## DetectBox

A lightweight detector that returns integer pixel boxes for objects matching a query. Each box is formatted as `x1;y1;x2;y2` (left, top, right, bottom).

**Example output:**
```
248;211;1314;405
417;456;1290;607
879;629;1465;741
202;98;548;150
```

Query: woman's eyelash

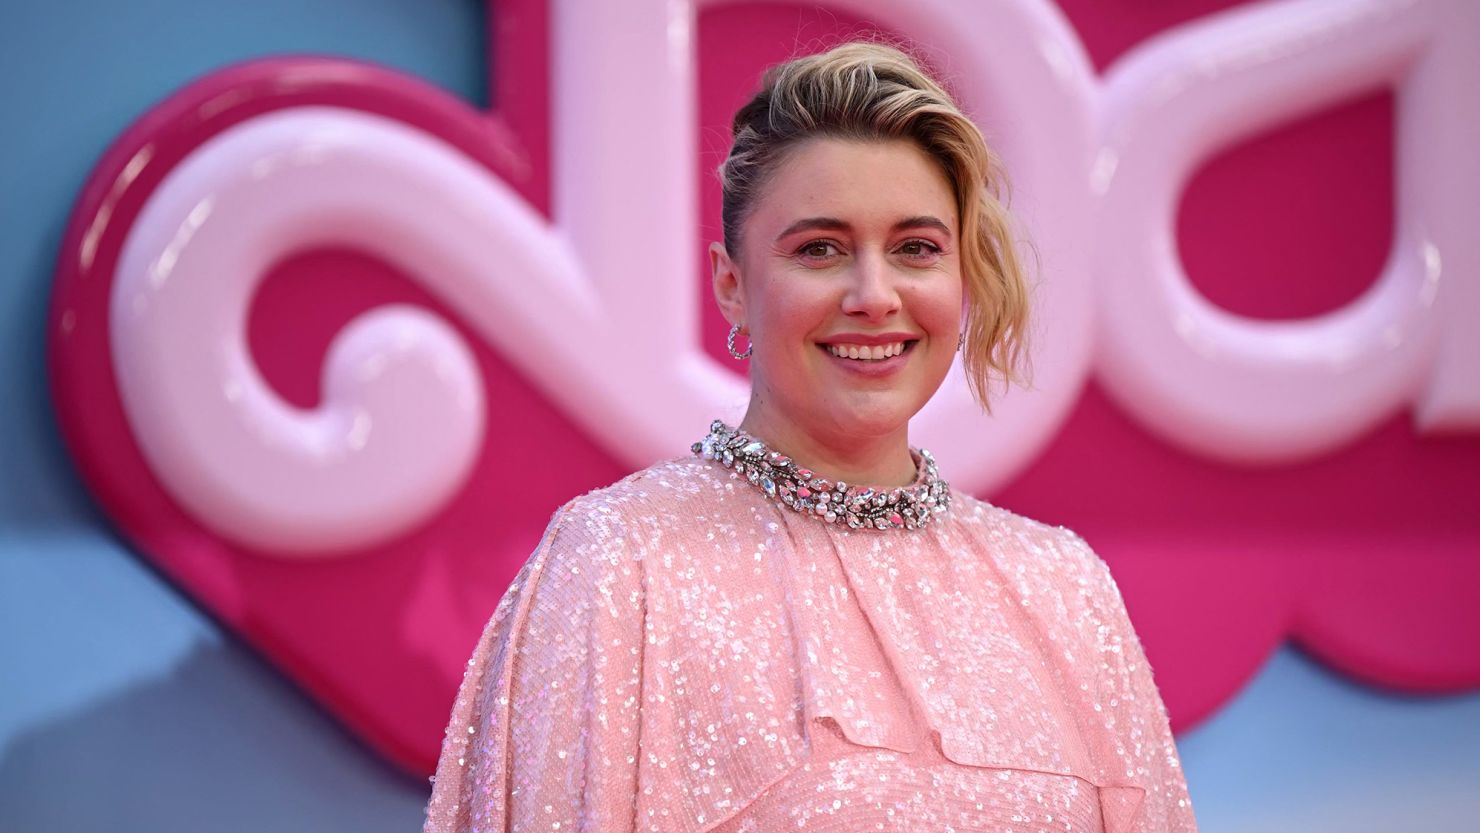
796;240;841;258
897;239;942;255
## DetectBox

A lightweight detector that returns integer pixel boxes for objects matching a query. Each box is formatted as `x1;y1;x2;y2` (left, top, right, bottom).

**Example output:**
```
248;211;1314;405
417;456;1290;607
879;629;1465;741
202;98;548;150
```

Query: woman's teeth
826;342;907;361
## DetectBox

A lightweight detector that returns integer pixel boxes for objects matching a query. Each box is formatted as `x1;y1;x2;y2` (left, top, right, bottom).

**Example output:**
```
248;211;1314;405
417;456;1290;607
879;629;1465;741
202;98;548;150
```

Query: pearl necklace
692;420;951;531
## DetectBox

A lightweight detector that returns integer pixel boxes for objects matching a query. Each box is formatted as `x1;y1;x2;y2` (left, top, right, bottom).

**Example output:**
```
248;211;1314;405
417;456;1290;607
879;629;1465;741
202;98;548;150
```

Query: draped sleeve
1061;530;1198;833
419;458;1200;832
422;498;648;833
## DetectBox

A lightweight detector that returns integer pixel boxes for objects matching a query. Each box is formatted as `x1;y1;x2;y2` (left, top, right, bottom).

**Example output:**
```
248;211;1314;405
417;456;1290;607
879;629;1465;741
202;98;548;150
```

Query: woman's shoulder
562;454;725;518
947;489;1076;541
947;491;1112;581
945;494;1137;653
537;455;730;558
482;461;715;645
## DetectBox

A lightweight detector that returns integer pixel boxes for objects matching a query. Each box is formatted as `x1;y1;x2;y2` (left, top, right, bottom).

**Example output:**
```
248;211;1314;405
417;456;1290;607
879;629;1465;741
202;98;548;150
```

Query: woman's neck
737;408;917;489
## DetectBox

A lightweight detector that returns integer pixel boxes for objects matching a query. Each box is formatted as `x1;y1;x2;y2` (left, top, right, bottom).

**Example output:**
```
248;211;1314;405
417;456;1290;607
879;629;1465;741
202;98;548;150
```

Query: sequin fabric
423;456;1197;832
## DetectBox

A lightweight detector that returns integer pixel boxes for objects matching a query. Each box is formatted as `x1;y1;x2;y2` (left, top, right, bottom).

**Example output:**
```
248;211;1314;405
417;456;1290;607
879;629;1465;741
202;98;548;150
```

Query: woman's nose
841;253;902;321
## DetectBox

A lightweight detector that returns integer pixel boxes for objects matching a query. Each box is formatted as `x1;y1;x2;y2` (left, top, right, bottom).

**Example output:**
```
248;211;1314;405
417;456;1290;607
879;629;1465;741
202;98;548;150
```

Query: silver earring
727;325;753;360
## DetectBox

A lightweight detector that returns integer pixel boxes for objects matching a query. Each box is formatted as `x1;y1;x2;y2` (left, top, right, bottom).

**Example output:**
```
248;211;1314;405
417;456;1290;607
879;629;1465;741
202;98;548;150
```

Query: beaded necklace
692;420;951;531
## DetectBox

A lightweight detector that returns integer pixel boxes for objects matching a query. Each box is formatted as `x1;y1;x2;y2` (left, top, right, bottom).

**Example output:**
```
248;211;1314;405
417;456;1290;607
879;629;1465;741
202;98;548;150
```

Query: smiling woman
423;41;1197;833
711;137;966;486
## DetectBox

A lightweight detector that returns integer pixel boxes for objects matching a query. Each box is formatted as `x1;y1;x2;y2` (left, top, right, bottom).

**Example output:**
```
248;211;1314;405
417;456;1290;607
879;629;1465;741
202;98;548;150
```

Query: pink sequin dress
423;455;1197;832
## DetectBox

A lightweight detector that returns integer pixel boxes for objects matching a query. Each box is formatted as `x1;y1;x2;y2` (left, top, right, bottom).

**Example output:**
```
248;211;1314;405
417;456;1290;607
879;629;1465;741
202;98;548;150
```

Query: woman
423;42;1197;832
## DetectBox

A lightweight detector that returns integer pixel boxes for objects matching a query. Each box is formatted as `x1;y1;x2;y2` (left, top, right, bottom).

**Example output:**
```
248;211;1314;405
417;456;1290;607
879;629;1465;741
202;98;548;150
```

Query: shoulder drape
423;499;648;833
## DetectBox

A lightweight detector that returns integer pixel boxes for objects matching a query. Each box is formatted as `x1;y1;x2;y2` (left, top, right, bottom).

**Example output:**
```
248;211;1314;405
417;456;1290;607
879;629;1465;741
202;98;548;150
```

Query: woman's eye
797;241;840;259
898;240;942;258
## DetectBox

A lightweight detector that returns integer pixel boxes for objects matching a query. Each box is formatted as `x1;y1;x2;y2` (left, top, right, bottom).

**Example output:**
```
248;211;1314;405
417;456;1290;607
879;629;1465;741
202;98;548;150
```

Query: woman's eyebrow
775;217;850;240
893;216;953;237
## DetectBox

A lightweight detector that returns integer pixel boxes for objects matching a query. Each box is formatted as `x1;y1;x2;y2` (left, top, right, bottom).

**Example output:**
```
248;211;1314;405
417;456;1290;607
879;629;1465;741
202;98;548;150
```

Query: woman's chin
815;394;923;439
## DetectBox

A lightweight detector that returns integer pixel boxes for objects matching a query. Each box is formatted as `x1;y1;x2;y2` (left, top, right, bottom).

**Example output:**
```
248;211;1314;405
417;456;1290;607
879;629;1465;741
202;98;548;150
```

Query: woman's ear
710;241;745;327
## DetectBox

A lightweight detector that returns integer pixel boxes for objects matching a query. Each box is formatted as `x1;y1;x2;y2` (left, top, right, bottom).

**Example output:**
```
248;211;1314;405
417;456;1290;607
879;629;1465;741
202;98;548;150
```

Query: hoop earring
727;325;753;360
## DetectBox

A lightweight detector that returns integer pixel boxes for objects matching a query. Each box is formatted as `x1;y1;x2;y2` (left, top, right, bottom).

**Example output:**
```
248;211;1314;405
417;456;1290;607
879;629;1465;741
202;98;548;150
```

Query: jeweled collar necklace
692;420;951;531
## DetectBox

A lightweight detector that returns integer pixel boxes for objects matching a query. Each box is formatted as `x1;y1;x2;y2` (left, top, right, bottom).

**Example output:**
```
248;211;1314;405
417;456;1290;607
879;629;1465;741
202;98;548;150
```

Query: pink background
43;0;1480;780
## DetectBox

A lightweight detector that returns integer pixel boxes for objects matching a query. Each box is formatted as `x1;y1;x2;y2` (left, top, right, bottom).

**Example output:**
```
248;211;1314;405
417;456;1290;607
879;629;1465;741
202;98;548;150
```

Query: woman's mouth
823;341;911;361
816;339;919;374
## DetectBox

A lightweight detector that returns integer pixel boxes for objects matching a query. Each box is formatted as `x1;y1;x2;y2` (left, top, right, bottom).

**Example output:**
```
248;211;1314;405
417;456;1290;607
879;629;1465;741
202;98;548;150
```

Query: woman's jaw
738;335;948;490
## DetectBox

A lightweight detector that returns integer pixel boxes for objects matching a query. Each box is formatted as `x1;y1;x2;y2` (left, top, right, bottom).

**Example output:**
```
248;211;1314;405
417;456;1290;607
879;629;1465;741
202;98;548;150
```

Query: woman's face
712;137;963;445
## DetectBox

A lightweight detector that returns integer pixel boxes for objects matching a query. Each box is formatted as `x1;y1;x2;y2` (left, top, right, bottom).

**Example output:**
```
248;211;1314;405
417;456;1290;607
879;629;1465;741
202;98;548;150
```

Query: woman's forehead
757;137;953;217
752;139;958;235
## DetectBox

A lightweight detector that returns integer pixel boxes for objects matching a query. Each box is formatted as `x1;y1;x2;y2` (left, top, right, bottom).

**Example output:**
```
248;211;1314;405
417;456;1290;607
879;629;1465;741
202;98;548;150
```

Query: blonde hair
719;41;1032;411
